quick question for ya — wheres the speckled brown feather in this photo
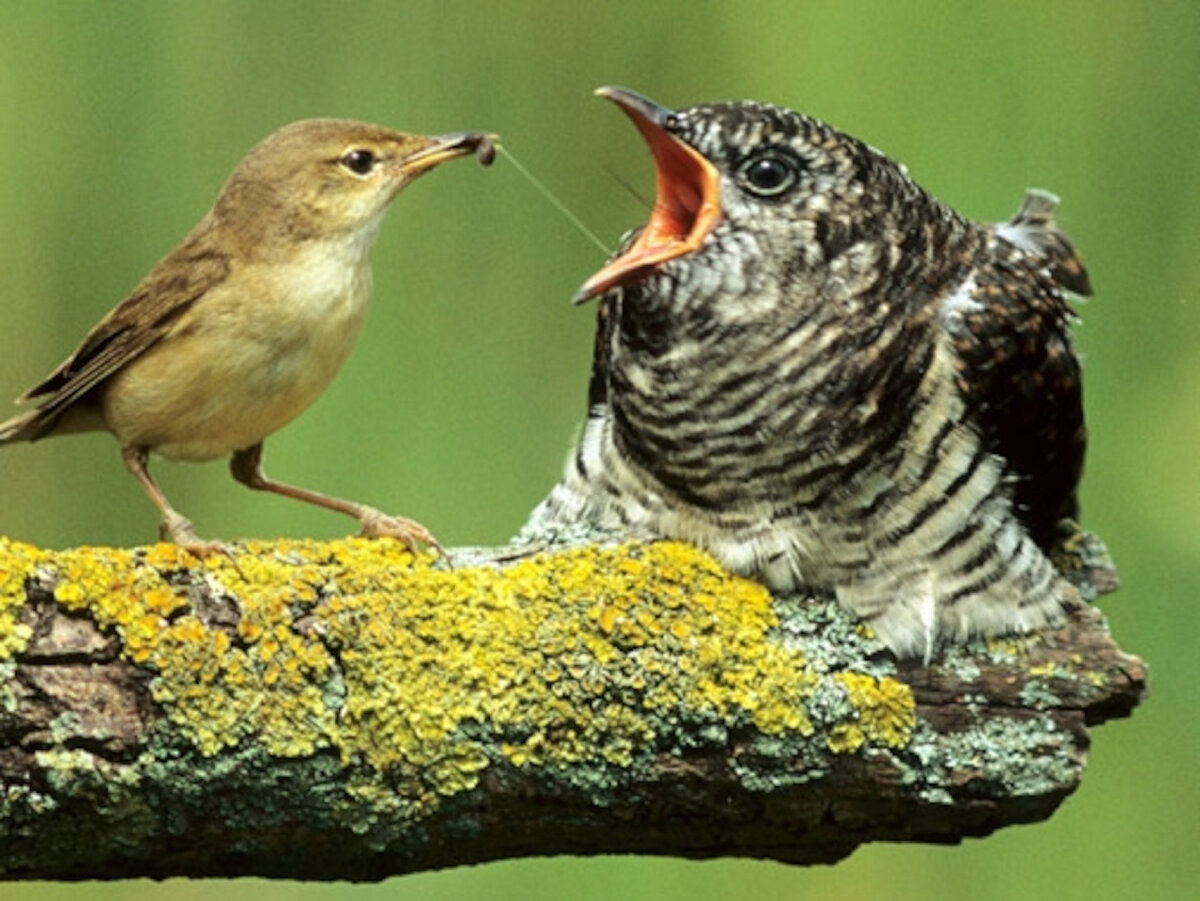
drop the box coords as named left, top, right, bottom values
left=949, top=198, right=1089, bottom=548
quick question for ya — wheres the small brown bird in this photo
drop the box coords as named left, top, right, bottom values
left=528, top=87, right=1094, bottom=659
left=0, top=119, right=495, bottom=555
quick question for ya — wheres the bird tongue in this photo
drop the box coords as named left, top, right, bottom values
left=575, top=87, right=721, bottom=303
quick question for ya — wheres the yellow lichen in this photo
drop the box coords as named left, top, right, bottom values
left=1, top=536, right=820, bottom=809
left=317, top=540, right=816, bottom=801
left=827, top=671, right=917, bottom=753
left=0, top=537, right=43, bottom=660
left=986, top=633, right=1044, bottom=659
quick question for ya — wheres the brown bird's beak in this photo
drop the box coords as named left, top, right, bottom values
left=399, top=132, right=499, bottom=176
left=574, top=87, right=722, bottom=304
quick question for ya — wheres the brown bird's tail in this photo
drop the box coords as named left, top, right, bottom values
left=0, top=408, right=47, bottom=444
left=1, top=366, right=105, bottom=444
left=1004, top=189, right=1093, bottom=296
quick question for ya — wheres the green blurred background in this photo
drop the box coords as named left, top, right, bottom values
left=1, top=1, right=1195, bottom=898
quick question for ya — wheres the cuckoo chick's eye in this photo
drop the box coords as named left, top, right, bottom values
left=339, top=149, right=378, bottom=176
left=736, top=151, right=801, bottom=198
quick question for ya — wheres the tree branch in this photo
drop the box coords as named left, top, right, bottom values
left=0, top=531, right=1144, bottom=880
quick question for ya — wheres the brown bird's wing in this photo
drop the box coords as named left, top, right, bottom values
left=4, top=229, right=231, bottom=441
left=946, top=218, right=1089, bottom=551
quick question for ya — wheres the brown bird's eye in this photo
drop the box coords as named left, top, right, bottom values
left=737, top=152, right=800, bottom=198
left=339, top=149, right=377, bottom=176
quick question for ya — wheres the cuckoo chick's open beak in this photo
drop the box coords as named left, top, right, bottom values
left=575, top=87, right=721, bottom=303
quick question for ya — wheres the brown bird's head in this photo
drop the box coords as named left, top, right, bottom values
left=212, top=118, right=496, bottom=250
left=575, top=87, right=956, bottom=322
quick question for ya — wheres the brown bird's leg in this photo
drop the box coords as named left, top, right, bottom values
left=120, top=445, right=232, bottom=558
left=229, top=443, right=444, bottom=557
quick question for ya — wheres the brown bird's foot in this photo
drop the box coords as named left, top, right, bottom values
left=124, top=444, right=239, bottom=570
left=230, top=443, right=448, bottom=564
left=158, top=510, right=241, bottom=570
left=358, top=508, right=448, bottom=562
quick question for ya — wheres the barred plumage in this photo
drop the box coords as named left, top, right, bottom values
left=526, top=88, right=1091, bottom=659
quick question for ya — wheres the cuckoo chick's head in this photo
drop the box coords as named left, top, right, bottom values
left=576, top=87, right=936, bottom=321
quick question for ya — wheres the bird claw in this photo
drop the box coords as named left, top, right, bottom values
left=158, top=513, right=244, bottom=576
left=358, top=509, right=449, bottom=563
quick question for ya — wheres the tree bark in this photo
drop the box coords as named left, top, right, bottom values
left=0, top=531, right=1145, bottom=880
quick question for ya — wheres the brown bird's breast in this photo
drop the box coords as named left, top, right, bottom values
left=101, top=245, right=374, bottom=461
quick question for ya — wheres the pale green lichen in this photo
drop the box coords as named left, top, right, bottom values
left=906, top=715, right=1079, bottom=800
left=1018, top=679, right=1061, bottom=710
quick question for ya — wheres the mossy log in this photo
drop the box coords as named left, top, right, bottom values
left=0, top=532, right=1144, bottom=880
